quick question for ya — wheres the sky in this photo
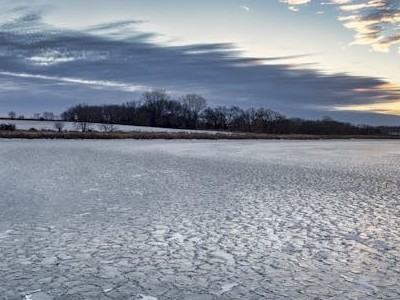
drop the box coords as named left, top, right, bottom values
left=1, top=0, right=400, bottom=125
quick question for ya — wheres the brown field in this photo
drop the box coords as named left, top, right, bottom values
left=0, top=130, right=398, bottom=140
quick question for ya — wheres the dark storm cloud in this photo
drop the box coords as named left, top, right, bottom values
left=0, top=8, right=399, bottom=124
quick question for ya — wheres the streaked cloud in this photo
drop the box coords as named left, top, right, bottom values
left=240, top=5, right=250, bottom=12
left=331, top=0, right=352, bottom=4
left=288, top=6, right=300, bottom=11
left=0, top=71, right=146, bottom=92
left=281, top=0, right=400, bottom=54
left=280, top=0, right=311, bottom=11
left=281, top=0, right=312, bottom=4
left=0, top=81, right=21, bottom=92
left=0, top=8, right=399, bottom=124
left=336, top=100, right=400, bottom=115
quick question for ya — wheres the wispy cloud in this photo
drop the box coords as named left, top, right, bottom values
left=240, top=5, right=251, bottom=12
left=0, top=71, right=146, bottom=92
left=280, top=0, right=311, bottom=11
left=281, top=0, right=312, bottom=4
left=0, top=8, right=399, bottom=124
left=281, top=0, right=400, bottom=54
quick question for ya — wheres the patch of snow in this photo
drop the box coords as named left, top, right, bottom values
left=354, top=278, right=379, bottom=292
left=0, top=230, right=13, bottom=239
left=138, top=294, right=158, bottom=300
left=209, top=250, right=235, bottom=264
left=24, top=292, right=53, bottom=300
left=220, top=283, right=239, bottom=294
left=170, top=233, right=185, bottom=243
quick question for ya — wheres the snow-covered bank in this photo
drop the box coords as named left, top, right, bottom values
left=0, top=119, right=230, bottom=134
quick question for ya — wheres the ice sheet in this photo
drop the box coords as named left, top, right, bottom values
left=1, top=139, right=399, bottom=299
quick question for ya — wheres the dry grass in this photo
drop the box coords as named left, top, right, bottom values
left=0, top=130, right=397, bottom=140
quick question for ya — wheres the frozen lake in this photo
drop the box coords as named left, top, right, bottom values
left=0, top=140, right=399, bottom=300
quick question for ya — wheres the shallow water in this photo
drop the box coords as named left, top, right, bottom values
left=0, top=140, right=399, bottom=299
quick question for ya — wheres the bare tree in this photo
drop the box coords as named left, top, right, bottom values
left=141, top=90, right=171, bottom=127
left=0, top=123, right=16, bottom=131
left=181, top=94, right=207, bottom=129
left=43, top=112, right=54, bottom=121
left=54, top=122, right=65, bottom=132
left=8, top=111, right=16, bottom=119
left=142, top=89, right=170, bottom=103
left=71, top=104, right=93, bottom=132
left=99, top=123, right=117, bottom=133
left=75, top=121, right=91, bottom=132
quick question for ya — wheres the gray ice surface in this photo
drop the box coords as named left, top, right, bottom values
left=0, top=139, right=399, bottom=299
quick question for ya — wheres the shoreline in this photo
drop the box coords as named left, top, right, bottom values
left=0, top=130, right=399, bottom=140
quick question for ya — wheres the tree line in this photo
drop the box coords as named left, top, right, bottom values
left=60, top=90, right=384, bottom=135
